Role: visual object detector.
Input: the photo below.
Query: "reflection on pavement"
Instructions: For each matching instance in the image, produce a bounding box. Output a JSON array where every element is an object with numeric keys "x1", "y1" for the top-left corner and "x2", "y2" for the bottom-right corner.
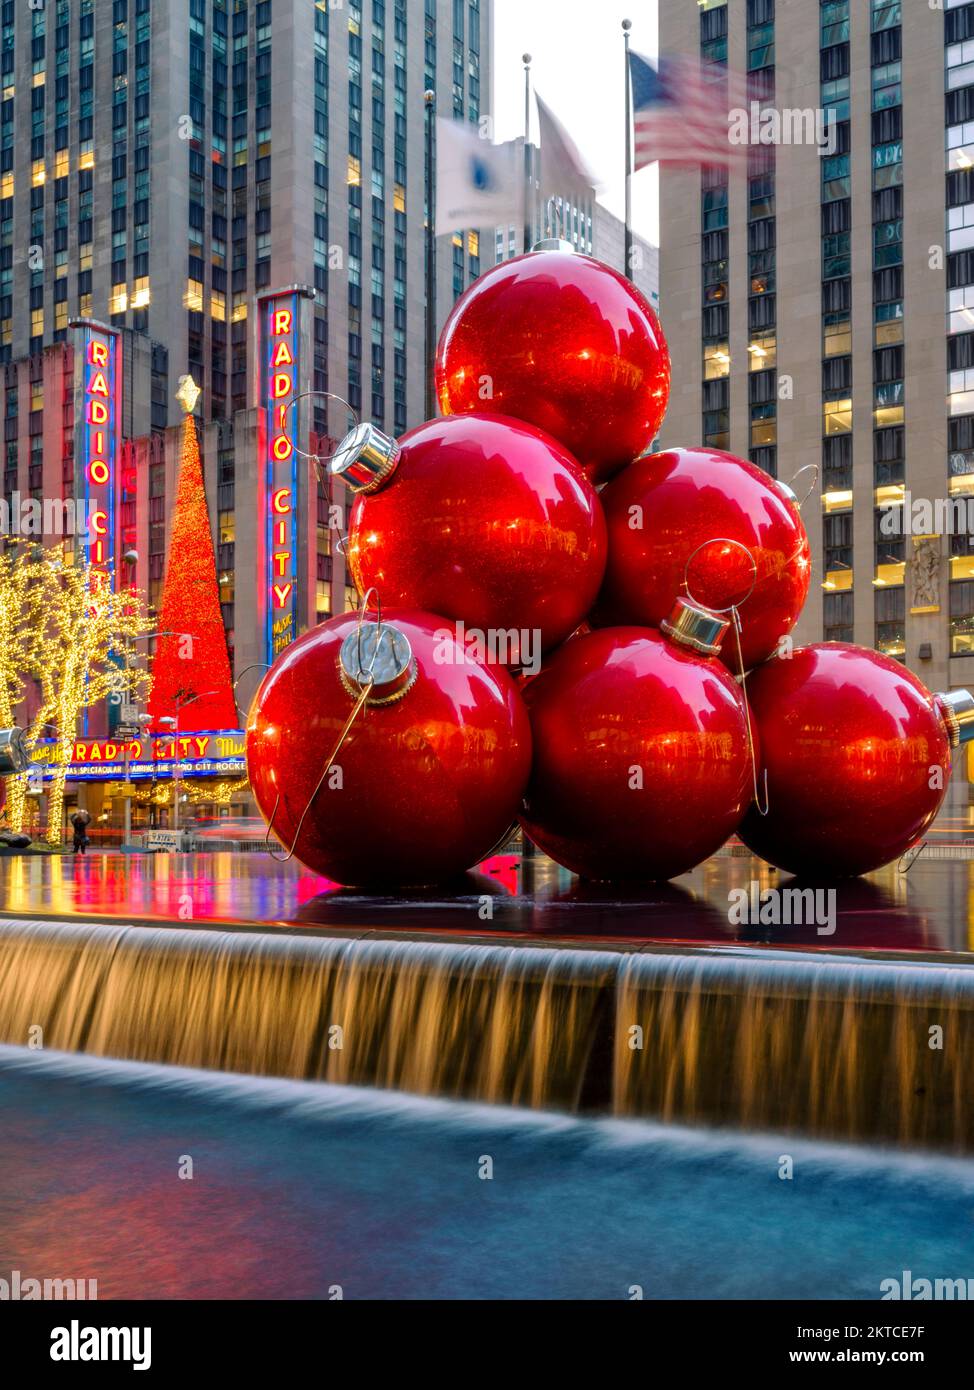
[{"x1": 0, "y1": 847, "x2": 970, "y2": 956}]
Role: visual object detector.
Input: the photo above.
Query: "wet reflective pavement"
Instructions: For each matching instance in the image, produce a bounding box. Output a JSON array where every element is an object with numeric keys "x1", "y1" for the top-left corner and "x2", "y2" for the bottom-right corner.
[{"x1": 1, "y1": 846, "x2": 973, "y2": 956}]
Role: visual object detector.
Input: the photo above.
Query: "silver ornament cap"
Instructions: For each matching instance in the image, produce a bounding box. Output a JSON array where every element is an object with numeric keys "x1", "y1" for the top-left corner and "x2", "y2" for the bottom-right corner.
[
  {"x1": 0, "y1": 726, "x2": 29, "y2": 774},
  {"x1": 339, "y1": 621, "x2": 416, "y2": 705},
  {"x1": 330, "y1": 422, "x2": 401, "y2": 494},
  {"x1": 531, "y1": 238, "x2": 576, "y2": 254},
  {"x1": 935, "y1": 688, "x2": 974, "y2": 747},
  {"x1": 661, "y1": 596, "x2": 731, "y2": 657}
]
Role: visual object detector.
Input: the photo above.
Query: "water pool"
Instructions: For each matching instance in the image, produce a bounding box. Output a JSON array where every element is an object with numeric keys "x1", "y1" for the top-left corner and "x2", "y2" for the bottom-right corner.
[{"x1": 1, "y1": 1046, "x2": 972, "y2": 1300}]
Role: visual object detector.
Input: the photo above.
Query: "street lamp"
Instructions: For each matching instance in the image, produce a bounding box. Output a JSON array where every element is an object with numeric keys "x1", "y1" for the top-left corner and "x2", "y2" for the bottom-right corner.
[{"x1": 155, "y1": 715, "x2": 178, "y2": 830}]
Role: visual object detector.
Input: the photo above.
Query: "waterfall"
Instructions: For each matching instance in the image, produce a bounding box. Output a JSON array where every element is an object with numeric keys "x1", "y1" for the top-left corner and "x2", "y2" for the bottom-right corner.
[{"x1": 1, "y1": 918, "x2": 972, "y2": 1148}]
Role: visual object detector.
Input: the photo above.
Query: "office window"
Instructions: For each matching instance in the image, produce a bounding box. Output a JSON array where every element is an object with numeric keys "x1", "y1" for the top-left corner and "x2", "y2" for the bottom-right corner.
[
  {"x1": 703, "y1": 342, "x2": 730, "y2": 380},
  {"x1": 824, "y1": 590, "x2": 853, "y2": 643},
  {"x1": 822, "y1": 76, "x2": 850, "y2": 123},
  {"x1": 874, "y1": 586, "x2": 905, "y2": 660},
  {"x1": 750, "y1": 402, "x2": 776, "y2": 447},
  {"x1": 875, "y1": 300, "x2": 904, "y2": 344},
  {"x1": 747, "y1": 23, "x2": 774, "y2": 71},
  {"x1": 702, "y1": 187, "x2": 728, "y2": 232},
  {"x1": 704, "y1": 258, "x2": 728, "y2": 303},
  {"x1": 949, "y1": 367, "x2": 974, "y2": 415},
  {"x1": 748, "y1": 331, "x2": 776, "y2": 371},
  {"x1": 872, "y1": 61, "x2": 901, "y2": 109},
  {"x1": 824, "y1": 396, "x2": 853, "y2": 434},
  {"x1": 870, "y1": 1, "x2": 900, "y2": 32},
  {"x1": 947, "y1": 42, "x2": 974, "y2": 92},
  {"x1": 872, "y1": 142, "x2": 902, "y2": 190},
  {"x1": 824, "y1": 509, "x2": 853, "y2": 572},
  {"x1": 824, "y1": 315, "x2": 852, "y2": 356},
  {"x1": 821, "y1": 2, "x2": 850, "y2": 50},
  {"x1": 823, "y1": 232, "x2": 851, "y2": 280},
  {"x1": 951, "y1": 580, "x2": 974, "y2": 654},
  {"x1": 948, "y1": 202, "x2": 974, "y2": 253},
  {"x1": 316, "y1": 578, "x2": 331, "y2": 622},
  {"x1": 703, "y1": 410, "x2": 729, "y2": 450},
  {"x1": 822, "y1": 154, "x2": 851, "y2": 201}
]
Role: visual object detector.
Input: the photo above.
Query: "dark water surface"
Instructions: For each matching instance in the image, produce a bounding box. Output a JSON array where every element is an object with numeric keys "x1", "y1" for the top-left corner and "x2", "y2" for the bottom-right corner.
[{"x1": 0, "y1": 1046, "x2": 972, "y2": 1300}]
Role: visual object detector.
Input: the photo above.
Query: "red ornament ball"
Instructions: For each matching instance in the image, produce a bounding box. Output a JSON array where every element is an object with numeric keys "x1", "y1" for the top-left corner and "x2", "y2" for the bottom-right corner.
[
  {"x1": 596, "y1": 447, "x2": 811, "y2": 672},
  {"x1": 519, "y1": 626, "x2": 755, "y2": 881},
  {"x1": 338, "y1": 413, "x2": 606, "y2": 665},
  {"x1": 247, "y1": 609, "x2": 532, "y2": 887},
  {"x1": 434, "y1": 249, "x2": 670, "y2": 485},
  {"x1": 739, "y1": 643, "x2": 962, "y2": 878}
]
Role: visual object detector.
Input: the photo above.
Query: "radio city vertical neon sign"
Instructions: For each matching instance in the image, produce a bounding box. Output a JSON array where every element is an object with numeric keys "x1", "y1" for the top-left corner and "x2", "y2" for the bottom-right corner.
[
  {"x1": 258, "y1": 288, "x2": 311, "y2": 662},
  {"x1": 71, "y1": 319, "x2": 121, "y2": 593}
]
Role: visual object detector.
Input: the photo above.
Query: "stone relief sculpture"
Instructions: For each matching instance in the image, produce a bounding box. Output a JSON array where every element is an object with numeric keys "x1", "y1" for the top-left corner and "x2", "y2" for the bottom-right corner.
[{"x1": 910, "y1": 535, "x2": 941, "y2": 611}]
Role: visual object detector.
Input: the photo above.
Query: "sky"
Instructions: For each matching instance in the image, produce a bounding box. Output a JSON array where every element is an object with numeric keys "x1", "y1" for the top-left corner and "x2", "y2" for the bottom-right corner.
[{"x1": 491, "y1": 0, "x2": 660, "y2": 245}]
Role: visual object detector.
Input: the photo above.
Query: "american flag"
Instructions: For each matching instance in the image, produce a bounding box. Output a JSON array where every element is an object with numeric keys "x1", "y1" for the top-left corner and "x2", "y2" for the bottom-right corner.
[{"x1": 630, "y1": 51, "x2": 751, "y2": 172}]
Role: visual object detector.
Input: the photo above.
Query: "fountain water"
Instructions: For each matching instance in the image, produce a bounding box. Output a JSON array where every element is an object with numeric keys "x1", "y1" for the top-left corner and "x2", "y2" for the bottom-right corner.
[{"x1": 1, "y1": 918, "x2": 971, "y2": 1148}]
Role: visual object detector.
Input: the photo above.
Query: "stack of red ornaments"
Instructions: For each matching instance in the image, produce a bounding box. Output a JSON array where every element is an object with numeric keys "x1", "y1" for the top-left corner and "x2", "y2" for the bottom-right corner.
[{"x1": 247, "y1": 244, "x2": 974, "y2": 887}]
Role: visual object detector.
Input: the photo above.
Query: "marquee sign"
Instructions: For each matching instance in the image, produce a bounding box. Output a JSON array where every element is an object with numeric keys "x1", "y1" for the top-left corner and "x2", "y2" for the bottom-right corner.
[
  {"x1": 30, "y1": 731, "x2": 247, "y2": 782},
  {"x1": 70, "y1": 319, "x2": 121, "y2": 590},
  {"x1": 257, "y1": 286, "x2": 313, "y2": 664}
]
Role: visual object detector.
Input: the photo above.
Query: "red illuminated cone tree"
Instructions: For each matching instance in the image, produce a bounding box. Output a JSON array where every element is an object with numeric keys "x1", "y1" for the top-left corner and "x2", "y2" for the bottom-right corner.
[{"x1": 148, "y1": 382, "x2": 238, "y2": 732}]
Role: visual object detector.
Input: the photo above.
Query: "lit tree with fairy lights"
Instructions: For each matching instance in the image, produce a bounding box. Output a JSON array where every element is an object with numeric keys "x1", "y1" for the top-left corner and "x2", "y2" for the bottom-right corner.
[
  {"x1": 0, "y1": 543, "x2": 153, "y2": 843},
  {"x1": 0, "y1": 543, "x2": 57, "y2": 833}
]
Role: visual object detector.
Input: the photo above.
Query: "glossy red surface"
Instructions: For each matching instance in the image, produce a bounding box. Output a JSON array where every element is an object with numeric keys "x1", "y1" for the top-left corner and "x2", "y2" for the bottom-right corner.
[
  {"x1": 519, "y1": 627, "x2": 754, "y2": 881},
  {"x1": 434, "y1": 250, "x2": 670, "y2": 484},
  {"x1": 347, "y1": 413, "x2": 606, "y2": 662},
  {"x1": 596, "y1": 447, "x2": 811, "y2": 672},
  {"x1": 246, "y1": 609, "x2": 532, "y2": 888},
  {"x1": 739, "y1": 643, "x2": 953, "y2": 878}
]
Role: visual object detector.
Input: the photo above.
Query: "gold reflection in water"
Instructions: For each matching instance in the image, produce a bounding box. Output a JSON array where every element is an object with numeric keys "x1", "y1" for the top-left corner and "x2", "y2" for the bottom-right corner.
[{"x1": 0, "y1": 918, "x2": 971, "y2": 1150}]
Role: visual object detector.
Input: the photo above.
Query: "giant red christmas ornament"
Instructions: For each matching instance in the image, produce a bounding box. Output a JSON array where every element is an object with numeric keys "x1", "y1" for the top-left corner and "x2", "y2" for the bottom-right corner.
[
  {"x1": 596, "y1": 447, "x2": 811, "y2": 672},
  {"x1": 331, "y1": 412, "x2": 606, "y2": 664},
  {"x1": 519, "y1": 608, "x2": 755, "y2": 881},
  {"x1": 247, "y1": 608, "x2": 532, "y2": 887},
  {"x1": 434, "y1": 245, "x2": 670, "y2": 484},
  {"x1": 739, "y1": 644, "x2": 974, "y2": 878}
]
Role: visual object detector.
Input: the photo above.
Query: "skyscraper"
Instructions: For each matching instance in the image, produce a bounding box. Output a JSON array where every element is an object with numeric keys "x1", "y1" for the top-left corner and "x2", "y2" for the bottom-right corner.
[
  {"x1": 658, "y1": 0, "x2": 972, "y2": 703},
  {"x1": 1, "y1": 0, "x2": 492, "y2": 433},
  {"x1": 0, "y1": 0, "x2": 495, "y2": 832}
]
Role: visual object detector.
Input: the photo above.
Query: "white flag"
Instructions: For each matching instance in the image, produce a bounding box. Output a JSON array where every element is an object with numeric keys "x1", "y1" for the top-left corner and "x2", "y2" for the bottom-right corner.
[
  {"x1": 536, "y1": 93, "x2": 600, "y2": 193},
  {"x1": 435, "y1": 119, "x2": 520, "y2": 236}
]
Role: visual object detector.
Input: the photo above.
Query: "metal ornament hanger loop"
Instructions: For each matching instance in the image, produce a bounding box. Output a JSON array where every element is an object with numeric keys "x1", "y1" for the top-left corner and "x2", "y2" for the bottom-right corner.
[
  {"x1": 234, "y1": 661, "x2": 271, "y2": 725},
  {"x1": 788, "y1": 463, "x2": 820, "y2": 510},
  {"x1": 730, "y1": 606, "x2": 769, "y2": 818},
  {"x1": 354, "y1": 586, "x2": 383, "y2": 681},
  {"x1": 683, "y1": 536, "x2": 758, "y2": 614},
  {"x1": 681, "y1": 539, "x2": 768, "y2": 817},
  {"x1": 897, "y1": 841, "x2": 926, "y2": 874},
  {"x1": 282, "y1": 390, "x2": 360, "y2": 479}
]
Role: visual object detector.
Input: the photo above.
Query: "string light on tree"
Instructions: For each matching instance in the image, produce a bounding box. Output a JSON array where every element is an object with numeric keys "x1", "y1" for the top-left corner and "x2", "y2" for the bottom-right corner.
[{"x1": 2, "y1": 544, "x2": 154, "y2": 843}]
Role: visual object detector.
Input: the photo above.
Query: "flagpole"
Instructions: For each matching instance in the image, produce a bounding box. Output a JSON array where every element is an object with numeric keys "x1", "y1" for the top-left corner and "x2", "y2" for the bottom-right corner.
[
  {"x1": 623, "y1": 19, "x2": 633, "y2": 281},
  {"x1": 523, "y1": 53, "x2": 533, "y2": 253},
  {"x1": 424, "y1": 89, "x2": 436, "y2": 419}
]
